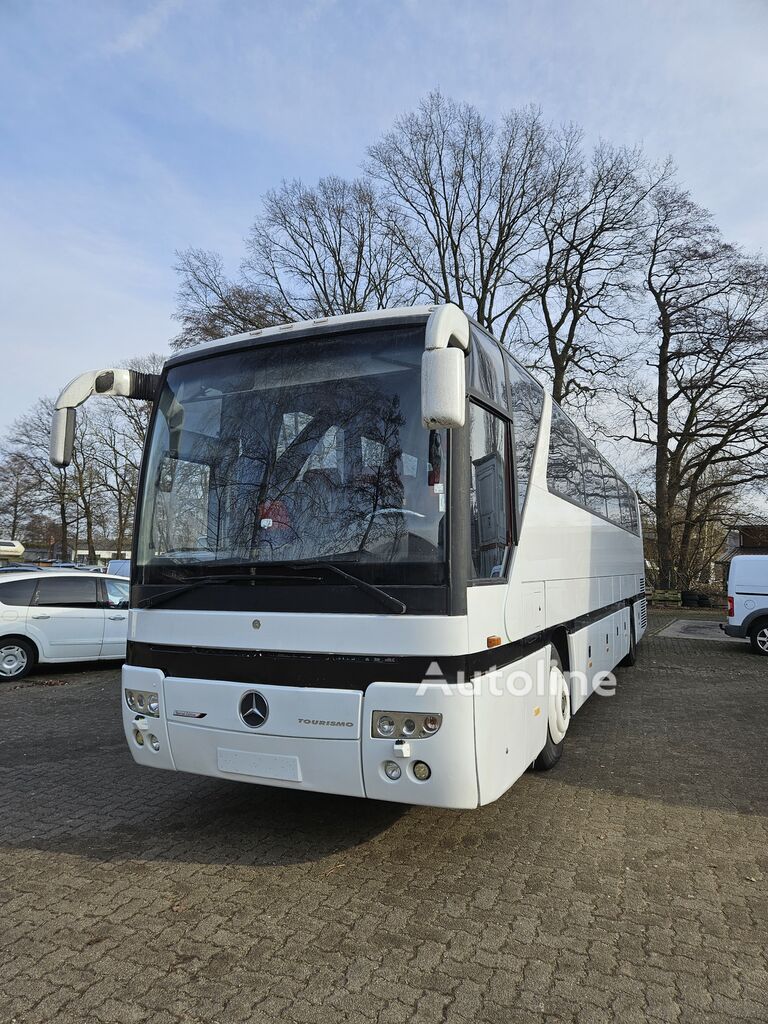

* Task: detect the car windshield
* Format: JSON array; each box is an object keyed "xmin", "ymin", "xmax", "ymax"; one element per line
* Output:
[{"xmin": 136, "ymin": 325, "xmax": 447, "ymax": 577}]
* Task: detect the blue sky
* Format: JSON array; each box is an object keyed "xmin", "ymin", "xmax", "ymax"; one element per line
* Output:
[{"xmin": 1, "ymin": 0, "xmax": 767, "ymax": 435}]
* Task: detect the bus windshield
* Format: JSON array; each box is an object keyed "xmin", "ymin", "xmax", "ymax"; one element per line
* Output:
[{"xmin": 136, "ymin": 325, "xmax": 447, "ymax": 578}]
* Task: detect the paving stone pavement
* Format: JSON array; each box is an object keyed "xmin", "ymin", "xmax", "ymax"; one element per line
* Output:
[{"xmin": 0, "ymin": 612, "xmax": 766, "ymax": 1024}]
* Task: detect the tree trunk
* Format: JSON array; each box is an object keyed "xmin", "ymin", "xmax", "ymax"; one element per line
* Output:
[
  {"xmin": 655, "ymin": 316, "xmax": 674, "ymax": 590},
  {"xmin": 58, "ymin": 482, "xmax": 69, "ymax": 561}
]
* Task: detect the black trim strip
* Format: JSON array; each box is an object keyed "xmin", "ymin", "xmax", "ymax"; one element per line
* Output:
[{"xmin": 127, "ymin": 592, "xmax": 644, "ymax": 689}]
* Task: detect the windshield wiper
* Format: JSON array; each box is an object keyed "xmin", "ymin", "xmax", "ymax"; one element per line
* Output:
[
  {"xmin": 296, "ymin": 562, "xmax": 407, "ymax": 615},
  {"xmin": 136, "ymin": 572, "xmax": 321, "ymax": 610}
]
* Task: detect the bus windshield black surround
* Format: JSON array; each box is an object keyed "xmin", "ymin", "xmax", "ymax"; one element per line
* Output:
[{"xmin": 133, "ymin": 323, "xmax": 460, "ymax": 615}]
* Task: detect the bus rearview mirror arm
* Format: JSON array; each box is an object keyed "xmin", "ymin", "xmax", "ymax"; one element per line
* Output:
[
  {"xmin": 49, "ymin": 368, "xmax": 160, "ymax": 468},
  {"xmin": 421, "ymin": 303, "xmax": 469, "ymax": 430}
]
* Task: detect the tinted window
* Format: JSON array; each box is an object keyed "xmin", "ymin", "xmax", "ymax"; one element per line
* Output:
[
  {"xmin": 618, "ymin": 481, "xmax": 638, "ymax": 533},
  {"xmin": 0, "ymin": 578, "xmax": 37, "ymax": 607},
  {"xmin": 469, "ymin": 404, "xmax": 509, "ymax": 579},
  {"xmin": 137, "ymin": 327, "xmax": 446, "ymax": 579},
  {"xmin": 36, "ymin": 577, "xmax": 99, "ymax": 608},
  {"xmin": 506, "ymin": 357, "xmax": 544, "ymax": 512},
  {"xmin": 469, "ymin": 328, "xmax": 506, "ymax": 408},
  {"xmin": 105, "ymin": 579, "xmax": 129, "ymax": 609},
  {"xmin": 603, "ymin": 464, "xmax": 622, "ymax": 525},
  {"xmin": 547, "ymin": 405, "xmax": 585, "ymax": 504},
  {"xmin": 582, "ymin": 442, "xmax": 607, "ymax": 518}
]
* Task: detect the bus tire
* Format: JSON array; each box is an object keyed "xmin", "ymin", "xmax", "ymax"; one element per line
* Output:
[
  {"xmin": 620, "ymin": 619, "xmax": 637, "ymax": 667},
  {"xmin": 534, "ymin": 651, "xmax": 570, "ymax": 771}
]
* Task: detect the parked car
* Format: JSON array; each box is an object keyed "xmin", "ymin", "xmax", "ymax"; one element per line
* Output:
[
  {"xmin": 107, "ymin": 558, "xmax": 131, "ymax": 577},
  {"xmin": 722, "ymin": 554, "xmax": 768, "ymax": 655},
  {"xmin": 0, "ymin": 570, "xmax": 130, "ymax": 681}
]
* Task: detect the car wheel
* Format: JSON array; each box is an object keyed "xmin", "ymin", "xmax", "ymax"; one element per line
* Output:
[
  {"xmin": 534, "ymin": 649, "xmax": 570, "ymax": 771},
  {"xmin": 749, "ymin": 620, "xmax": 768, "ymax": 656},
  {"xmin": 0, "ymin": 638, "xmax": 36, "ymax": 681}
]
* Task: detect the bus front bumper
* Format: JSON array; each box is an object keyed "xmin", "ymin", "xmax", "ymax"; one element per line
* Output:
[{"xmin": 122, "ymin": 665, "xmax": 479, "ymax": 809}]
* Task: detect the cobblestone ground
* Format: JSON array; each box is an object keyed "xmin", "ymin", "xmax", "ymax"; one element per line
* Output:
[{"xmin": 1, "ymin": 612, "xmax": 766, "ymax": 1024}]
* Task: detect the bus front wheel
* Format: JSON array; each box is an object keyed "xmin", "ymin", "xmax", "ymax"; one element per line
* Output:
[{"xmin": 534, "ymin": 651, "xmax": 570, "ymax": 771}]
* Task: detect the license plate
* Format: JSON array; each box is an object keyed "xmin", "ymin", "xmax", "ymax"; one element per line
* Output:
[{"xmin": 217, "ymin": 747, "xmax": 302, "ymax": 782}]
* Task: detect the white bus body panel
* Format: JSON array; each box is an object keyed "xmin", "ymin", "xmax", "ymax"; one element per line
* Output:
[
  {"xmin": 129, "ymin": 608, "xmax": 470, "ymax": 658},
  {"xmin": 473, "ymin": 646, "xmax": 550, "ymax": 805},
  {"xmin": 362, "ymin": 682, "xmax": 478, "ymax": 809}
]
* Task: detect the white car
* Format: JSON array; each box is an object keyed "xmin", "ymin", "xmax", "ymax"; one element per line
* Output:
[{"xmin": 0, "ymin": 570, "xmax": 130, "ymax": 681}]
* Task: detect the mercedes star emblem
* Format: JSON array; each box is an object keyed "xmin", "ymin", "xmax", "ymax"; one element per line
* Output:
[{"xmin": 239, "ymin": 690, "xmax": 269, "ymax": 728}]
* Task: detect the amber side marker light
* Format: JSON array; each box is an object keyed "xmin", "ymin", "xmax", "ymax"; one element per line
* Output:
[{"xmin": 487, "ymin": 635, "xmax": 502, "ymax": 648}]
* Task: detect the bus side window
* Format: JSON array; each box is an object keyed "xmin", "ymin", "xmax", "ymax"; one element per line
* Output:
[
  {"xmin": 469, "ymin": 327, "xmax": 506, "ymax": 408},
  {"xmin": 618, "ymin": 480, "xmax": 636, "ymax": 532},
  {"xmin": 547, "ymin": 405, "xmax": 585, "ymax": 505},
  {"xmin": 603, "ymin": 462, "xmax": 622, "ymax": 525},
  {"xmin": 468, "ymin": 403, "xmax": 510, "ymax": 579},
  {"xmin": 506, "ymin": 357, "xmax": 544, "ymax": 513},
  {"xmin": 582, "ymin": 442, "xmax": 608, "ymax": 518}
]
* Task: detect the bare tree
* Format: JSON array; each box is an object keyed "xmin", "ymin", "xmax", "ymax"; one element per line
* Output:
[
  {"xmin": 0, "ymin": 452, "xmax": 38, "ymax": 540},
  {"xmin": 246, "ymin": 175, "xmax": 415, "ymax": 319},
  {"xmin": 173, "ymin": 249, "xmax": 280, "ymax": 349},
  {"xmin": 367, "ymin": 91, "xmax": 548, "ymax": 339},
  {"xmin": 620, "ymin": 185, "xmax": 768, "ymax": 588},
  {"xmin": 521, "ymin": 133, "xmax": 671, "ymax": 407},
  {"xmin": 8, "ymin": 399, "xmax": 75, "ymax": 560}
]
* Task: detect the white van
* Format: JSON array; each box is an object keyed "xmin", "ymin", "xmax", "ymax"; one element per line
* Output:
[{"xmin": 723, "ymin": 555, "xmax": 768, "ymax": 655}]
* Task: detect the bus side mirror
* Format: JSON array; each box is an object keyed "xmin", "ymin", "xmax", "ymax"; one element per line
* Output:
[
  {"xmin": 50, "ymin": 407, "xmax": 76, "ymax": 468},
  {"xmin": 421, "ymin": 303, "xmax": 469, "ymax": 429},
  {"xmin": 421, "ymin": 348, "xmax": 466, "ymax": 429}
]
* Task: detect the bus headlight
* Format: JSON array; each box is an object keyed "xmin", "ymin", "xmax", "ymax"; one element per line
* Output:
[
  {"xmin": 376, "ymin": 715, "xmax": 396, "ymax": 736},
  {"xmin": 125, "ymin": 690, "xmax": 160, "ymax": 717},
  {"xmin": 372, "ymin": 712, "xmax": 442, "ymax": 739}
]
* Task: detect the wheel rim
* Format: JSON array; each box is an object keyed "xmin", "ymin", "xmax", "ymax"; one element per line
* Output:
[
  {"xmin": 0, "ymin": 645, "xmax": 28, "ymax": 678},
  {"xmin": 757, "ymin": 628, "xmax": 768, "ymax": 653},
  {"xmin": 549, "ymin": 666, "xmax": 571, "ymax": 743}
]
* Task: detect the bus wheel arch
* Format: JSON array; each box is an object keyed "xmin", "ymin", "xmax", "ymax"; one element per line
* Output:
[{"xmin": 549, "ymin": 628, "xmax": 570, "ymax": 673}]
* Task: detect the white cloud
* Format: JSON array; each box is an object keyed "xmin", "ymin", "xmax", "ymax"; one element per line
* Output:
[{"xmin": 107, "ymin": 0, "xmax": 185, "ymax": 55}]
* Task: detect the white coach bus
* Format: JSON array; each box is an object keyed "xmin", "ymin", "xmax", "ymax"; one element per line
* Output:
[{"xmin": 50, "ymin": 304, "xmax": 646, "ymax": 809}]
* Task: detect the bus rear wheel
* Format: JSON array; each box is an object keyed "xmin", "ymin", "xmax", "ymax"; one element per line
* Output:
[{"xmin": 534, "ymin": 651, "xmax": 570, "ymax": 771}]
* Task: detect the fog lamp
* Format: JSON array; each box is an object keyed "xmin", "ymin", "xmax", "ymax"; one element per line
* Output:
[
  {"xmin": 383, "ymin": 760, "xmax": 401, "ymax": 780},
  {"xmin": 413, "ymin": 761, "xmax": 431, "ymax": 782},
  {"xmin": 133, "ymin": 728, "xmax": 144, "ymax": 747},
  {"xmin": 148, "ymin": 734, "xmax": 160, "ymax": 752}
]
